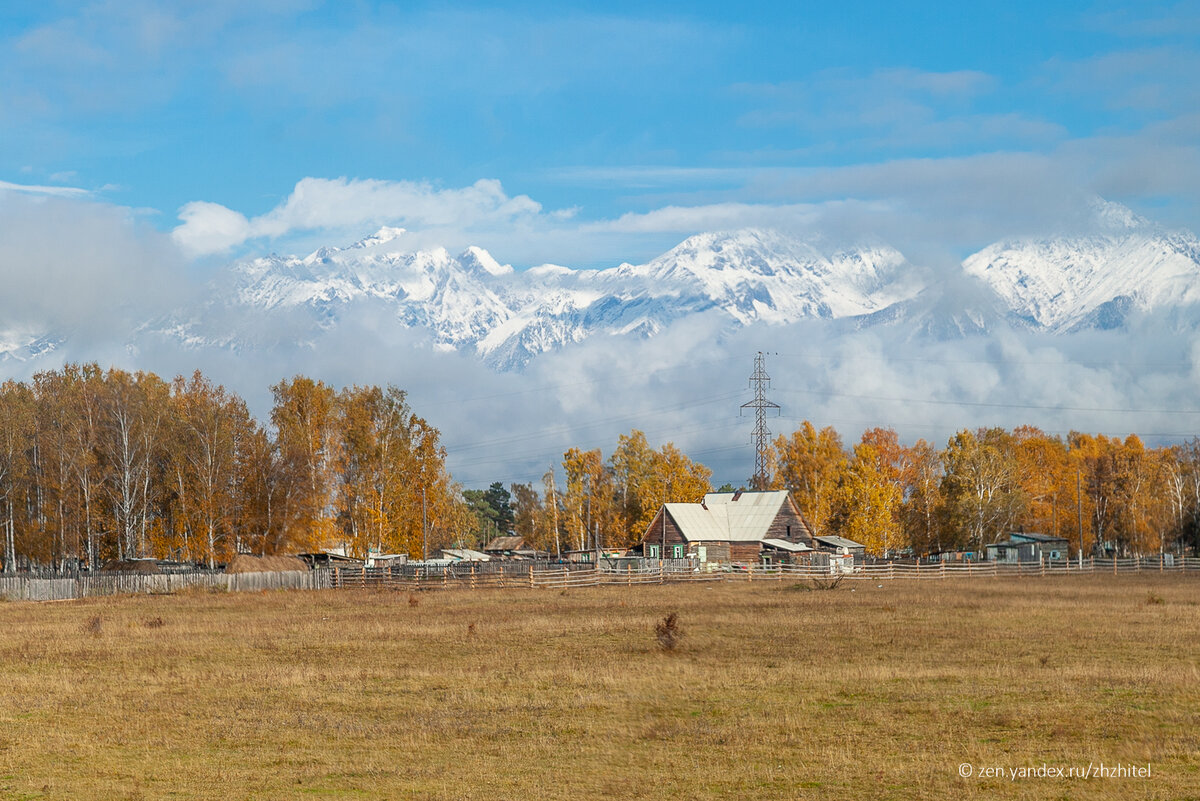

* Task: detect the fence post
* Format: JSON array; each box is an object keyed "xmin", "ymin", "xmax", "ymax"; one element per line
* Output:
[
  {"xmin": 1040, "ymin": 555, "xmax": 1045, "ymax": 578},
  {"xmin": 335, "ymin": 566, "xmax": 341, "ymax": 589},
  {"xmin": 941, "ymin": 560, "xmax": 946, "ymax": 580},
  {"xmin": 627, "ymin": 564, "xmax": 632, "ymax": 586},
  {"xmin": 529, "ymin": 565, "xmax": 535, "ymax": 588},
  {"xmin": 659, "ymin": 560, "xmax": 664, "ymax": 584},
  {"xmin": 888, "ymin": 561, "xmax": 894, "ymax": 581},
  {"xmin": 470, "ymin": 564, "xmax": 476, "ymax": 590},
  {"xmin": 1160, "ymin": 553, "xmax": 1164, "ymax": 572},
  {"xmin": 1113, "ymin": 555, "xmax": 1117, "ymax": 575}
]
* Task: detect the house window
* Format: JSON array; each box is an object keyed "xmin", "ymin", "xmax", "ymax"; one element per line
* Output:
[
  {"xmin": 786, "ymin": 525, "xmax": 791, "ymax": 538},
  {"xmin": 648, "ymin": 544, "xmax": 661, "ymax": 559},
  {"xmin": 670, "ymin": 544, "xmax": 684, "ymax": 559}
]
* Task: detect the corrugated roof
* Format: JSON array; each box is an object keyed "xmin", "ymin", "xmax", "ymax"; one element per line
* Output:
[
  {"xmin": 665, "ymin": 503, "xmax": 729, "ymax": 541},
  {"xmin": 814, "ymin": 535, "xmax": 865, "ymax": 549},
  {"xmin": 441, "ymin": 548, "xmax": 491, "ymax": 561},
  {"xmin": 761, "ymin": 538, "xmax": 811, "ymax": 552},
  {"xmin": 666, "ymin": 491, "xmax": 794, "ymax": 543}
]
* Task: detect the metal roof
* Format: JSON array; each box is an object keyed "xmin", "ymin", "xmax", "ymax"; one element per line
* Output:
[
  {"xmin": 1008, "ymin": 532, "xmax": 1069, "ymax": 544},
  {"xmin": 761, "ymin": 538, "xmax": 812, "ymax": 552},
  {"xmin": 814, "ymin": 535, "xmax": 866, "ymax": 550},
  {"xmin": 665, "ymin": 491, "xmax": 794, "ymax": 543},
  {"xmin": 441, "ymin": 548, "xmax": 491, "ymax": 561}
]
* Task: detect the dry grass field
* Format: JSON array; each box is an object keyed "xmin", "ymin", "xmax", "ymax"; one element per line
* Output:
[{"xmin": 0, "ymin": 576, "xmax": 1197, "ymax": 800}]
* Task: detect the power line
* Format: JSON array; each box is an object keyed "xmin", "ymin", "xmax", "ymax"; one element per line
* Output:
[{"xmin": 776, "ymin": 389, "xmax": 1200, "ymax": 415}]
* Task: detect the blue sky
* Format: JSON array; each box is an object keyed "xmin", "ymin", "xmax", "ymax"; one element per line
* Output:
[{"xmin": 3, "ymin": 0, "xmax": 1200, "ymax": 269}]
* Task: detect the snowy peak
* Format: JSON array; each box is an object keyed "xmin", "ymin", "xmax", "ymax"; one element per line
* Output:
[
  {"xmin": 158, "ymin": 209, "xmax": 1200, "ymax": 372},
  {"xmin": 963, "ymin": 228, "xmax": 1200, "ymax": 330},
  {"xmin": 219, "ymin": 227, "xmax": 926, "ymax": 369},
  {"xmin": 459, "ymin": 246, "xmax": 513, "ymax": 277},
  {"xmin": 350, "ymin": 226, "xmax": 407, "ymax": 249}
]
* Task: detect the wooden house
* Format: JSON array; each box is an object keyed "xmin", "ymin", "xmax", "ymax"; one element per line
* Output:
[
  {"xmin": 986, "ymin": 532, "xmax": 1070, "ymax": 563},
  {"xmin": 639, "ymin": 490, "xmax": 815, "ymax": 564}
]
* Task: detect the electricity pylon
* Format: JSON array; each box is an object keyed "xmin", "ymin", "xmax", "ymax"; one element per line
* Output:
[{"xmin": 741, "ymin": 352, "xmax": 780, "ymax": 490}]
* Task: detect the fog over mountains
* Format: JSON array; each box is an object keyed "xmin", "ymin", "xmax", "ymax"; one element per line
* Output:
[
  {"xmin": 168, "ymin": 200, "xmax": 1200, "ymax": 371},
  {"xmin": 5, "ymin": 199, "xmax": 1200, "ymax": 487}
]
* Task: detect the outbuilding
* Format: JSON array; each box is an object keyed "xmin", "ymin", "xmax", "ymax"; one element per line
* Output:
[{"xmin": 986, "ymin": 532, "xmax": 1071, "ymax": 563}]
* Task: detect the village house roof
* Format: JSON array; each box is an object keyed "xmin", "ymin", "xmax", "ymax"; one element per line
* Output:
[
  {"xmin": 483, "ymin": 536, "xmax": 526, "ymax": 552},
  {"xmin": 441, "ymin": 548, "xmax": 491, "ymax": 562},
  {"xmin": 1008, "ymin": 532, "xmax": 1069, "ymax": 544},
  {"xmin": 814, "ymin": 535, "xmax": 866, "ymax": 551},
  {"xmin": 659, "ymin": 490, "xmax": 805, "ymax": 543},
  {"xmin": 761, "ymin": 538, "xmax": 812, "ymax": 553}
]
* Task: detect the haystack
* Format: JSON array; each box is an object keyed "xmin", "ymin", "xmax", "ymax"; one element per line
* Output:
[
  {"xmin": 224, "ymin": 554, "xmax": 309, "ymax": 574},
  {"xmin": 101, "ymin": 559, "xmax": 160, "ymax": 574}
]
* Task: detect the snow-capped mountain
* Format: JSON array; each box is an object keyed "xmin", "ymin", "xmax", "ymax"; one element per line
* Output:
[
  {"xmin": 7, "ymin": 201, "xmax": 1200, "ymax": 373},
  {"xmin": 226, "ymin": 227, "xmax": 923, "ymax": 369},
  {"xmin": 963, "ymin": 225, "xmax": 1200, "ymax": 331}
]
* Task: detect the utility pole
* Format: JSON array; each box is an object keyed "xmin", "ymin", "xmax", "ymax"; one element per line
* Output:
[
  {"xmin": 1076, "ymin": 468, "xmax": 1083, "ymax": 560},
  {"xmin": 547, "ymin": 470, "xmax": 561, "ymax": 560},
  {"xmin": 741, "ymin": 351, "xmax": 780, "ymax": 491}
]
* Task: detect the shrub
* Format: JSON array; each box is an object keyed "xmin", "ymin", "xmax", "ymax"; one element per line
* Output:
[{"xmin": 654, "ymin": 612, "xmax": 682, "ymax": 651}]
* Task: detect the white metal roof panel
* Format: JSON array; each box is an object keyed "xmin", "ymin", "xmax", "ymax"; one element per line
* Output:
[
  {"xmin": 761, "ymin": 538, "xmax": 811, "ymax": 552},
  {"xmin": 814, "ymin": 535, "xmax": 865, "ymax": 549}
]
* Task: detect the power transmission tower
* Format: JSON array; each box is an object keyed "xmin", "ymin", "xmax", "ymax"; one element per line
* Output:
[{"xmin": 741, "ymin": 351, "xmax": 780, "ymax": 490}]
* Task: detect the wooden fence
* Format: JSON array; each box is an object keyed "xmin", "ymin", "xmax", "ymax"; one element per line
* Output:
[
  {"xmin": 325, "ymin": 554, "xmax": 1200, "ymax": 592},
  {"xmin": 0, "ymin": 569, "xmax": 332, "ymax": 602},
  {"xmin": 1, "ymin": 555, "xmax": 1197, "ymax": 601}
]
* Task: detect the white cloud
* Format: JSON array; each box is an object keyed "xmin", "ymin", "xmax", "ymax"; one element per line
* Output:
[
  {"xmin": 173, "ymin": 201, "xmax": 251, "ymax": 255},
  {"xmin": 172, "ymin": 177, "xmax": 546, "ymax": 256},
  {"xmin": 0, "ymin": 179, "xmax": 90, "ymax": 198},
  {"xmin": 0, "ymin": 190, "xmax": 192, "ymax": 342}
]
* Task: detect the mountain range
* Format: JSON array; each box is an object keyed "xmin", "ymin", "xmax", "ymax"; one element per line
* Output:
[{"xmin": 6, "ymin": 201, "xmax": 1200, "ymax": 372}]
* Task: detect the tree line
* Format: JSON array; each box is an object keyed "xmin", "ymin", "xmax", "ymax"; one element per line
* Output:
[
  {"xmin": 771, "ymin": 422, "xmax": 1200, "ymax": 558},
  {"xmin": 466, "ymin": 430, "xmax": 713, "ymax": 554},
  {"xmin": 474, "ymin": 423, "xmax": 1200, "ymax": 560},
  {"xmin": 0, "ymin": 365, "xmax": 461, "ymax": 571}
]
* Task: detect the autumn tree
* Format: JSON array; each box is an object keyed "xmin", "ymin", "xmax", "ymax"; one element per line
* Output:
[
  {"xmin": 833, "ymin": 430, "xmax": 905, "ymax": 557},
  {"xmin": 166, "ymin": 371, "xmax": 256, "ymax": 566},
  {"xmin": 271, "ymin": 377, "xmax": 340, "ymax": 553},
  {"xmin": 898, "ymin": 439, "xmax": 942, "ymax": 554},
  {"xmin": 562, "ymin": 447, "xmax": 612, "ymax": 551},
  {"xmin": 0, "ymin": 381, "xmax": 33, "ymax": 571},
  {"xmin": 770, "ymin": 421, "xmax": 846, "ymax": 536},
  {"xmin": 938, "ymin": 428, "xmax": 1025, "ymax": 551}
]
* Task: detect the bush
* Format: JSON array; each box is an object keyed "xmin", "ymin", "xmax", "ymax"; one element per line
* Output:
[{"xmin": 654, "ymin": 612, "xmax": 682, "ymax": 651}]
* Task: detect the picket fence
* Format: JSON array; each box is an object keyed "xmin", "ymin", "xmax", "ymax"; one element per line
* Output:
[{"xmin": 1, "ymin": 555, "xmax": 1197, "ymax": 601}]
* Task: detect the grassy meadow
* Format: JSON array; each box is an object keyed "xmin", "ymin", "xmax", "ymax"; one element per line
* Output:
[{"xmin": 0, "ymin": 576, "xmax": 1197, "ymax": 800}]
